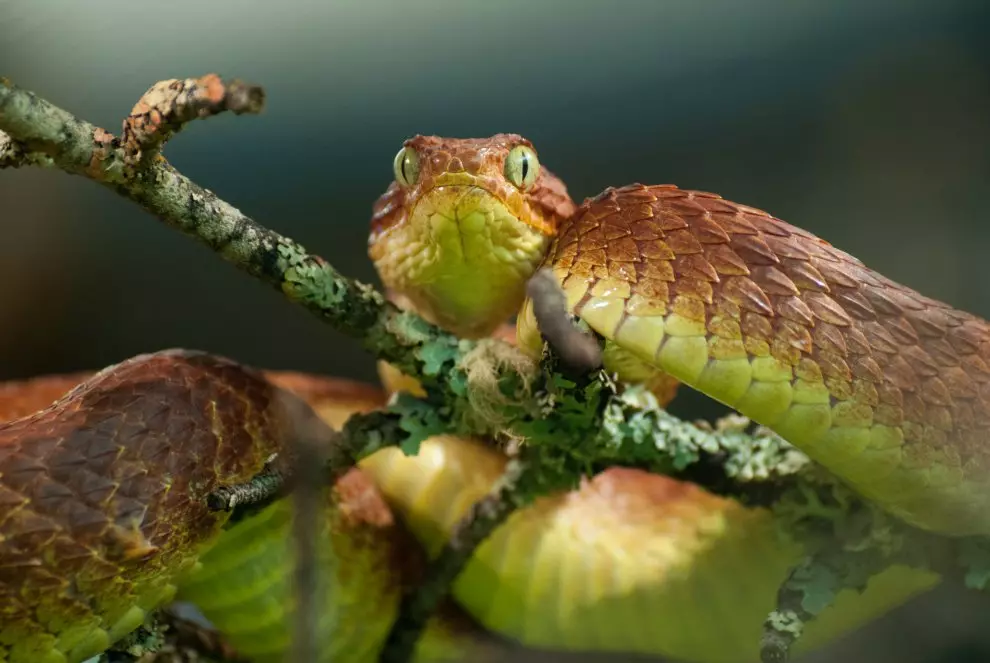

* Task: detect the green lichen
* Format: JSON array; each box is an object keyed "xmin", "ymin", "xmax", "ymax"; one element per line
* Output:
[
  {"xmin": 766, "ymin": 609, "xmax": 804, "ymax": 639},
  {"xmin": 417, "ymin": 339, "xmax": 464, "ymax": 379},
  {"xmin": 791, "ymin": 561, "xmax": 840, "ymax": 615},
  {"xmin": 279, "ymin": 251, "xmax": 348, "ymax": 311},
  {"xmin": 390, "ymin": 393, "xmax": 449, "ymax": 456}
]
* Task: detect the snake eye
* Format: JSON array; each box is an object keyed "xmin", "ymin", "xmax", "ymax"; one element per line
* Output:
[
  {"xmin": 504, "ymin": 145, "xmax": 540, "ymax": 191},
  {"xmin": 393, "ymin": 146, "xmax": 421, "ymax": 187}
]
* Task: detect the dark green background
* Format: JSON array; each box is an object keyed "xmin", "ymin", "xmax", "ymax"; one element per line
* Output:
[{"xmin": 2, "ymin": 1, "xmax": 990, "ymax": 661}]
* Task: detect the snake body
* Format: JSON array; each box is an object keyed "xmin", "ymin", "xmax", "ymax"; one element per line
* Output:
[
  {"xmin": 521, "ymin": 183, "xmax": 990, "ymax": 535},
  {"xmin": 372, "ymin": 135, "xmax": 990, "ymax": 536},
  {"xmin": 0, "ymin": 351, "xmax": 298, "ymax": 662}
]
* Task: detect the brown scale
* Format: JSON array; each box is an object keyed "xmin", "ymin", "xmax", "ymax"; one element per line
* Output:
[
  {"xmin": 0, "ymin": 350, "xmax": 321, "ymax": 656},
  {"xmin": 549, "ymin": 183, "xmax": 990, "ymax": 529}
]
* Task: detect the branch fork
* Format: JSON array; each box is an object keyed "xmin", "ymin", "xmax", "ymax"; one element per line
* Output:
[{"xmin": 121, "ymin": 74, "xmax": 264, "ymax": 167}]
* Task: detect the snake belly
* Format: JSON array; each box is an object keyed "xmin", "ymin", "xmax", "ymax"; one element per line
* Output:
[{"xmin": 518, "ymin": 183, "xmax": 990, "ymax": 536}]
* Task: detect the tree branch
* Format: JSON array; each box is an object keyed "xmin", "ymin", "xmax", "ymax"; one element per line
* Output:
[
  {"xmin": 206, "ymin": 408, "xmax": 418, "ymax": 512},
  {"xmin": 0, "ymin": 75, "xmax": 813, "ymax": 504},
  {"xmin": 0, "ymin": 76, "xmax": 450, "ymax": 387},
  {"xmin": 526, "ymin": 268, "xmax": 602, "ymax": 373}
]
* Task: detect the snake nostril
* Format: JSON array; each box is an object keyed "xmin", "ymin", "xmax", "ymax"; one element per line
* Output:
[{"xmin": 446, "ymin": 157, "xmax": 465, "ymax": 173}]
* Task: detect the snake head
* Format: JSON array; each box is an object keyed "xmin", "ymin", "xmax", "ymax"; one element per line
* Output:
[{"xmin": 369, "ymin": 134, "xmax": 575, "ymax": 338}]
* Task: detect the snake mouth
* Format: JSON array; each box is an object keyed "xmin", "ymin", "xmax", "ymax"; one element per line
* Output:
[{"xmin": 371, "ymin": 184, "xmax": 550, "ymax": 338}]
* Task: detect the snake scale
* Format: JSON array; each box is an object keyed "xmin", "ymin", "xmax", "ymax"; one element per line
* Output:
[{"xmin": 2, "ymin": 133, "xmax": 985, "ymax": 661}]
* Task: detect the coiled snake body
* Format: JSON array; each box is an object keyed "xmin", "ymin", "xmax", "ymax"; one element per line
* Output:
[
  {"xmin": 1, "ymin": 133, "xmax": 985, "ymax": 661},
  {"xmin": 0, "ymin": 352, "xmax": 294, "ymax": 662},
  {"xmin": 374, "ymin": 135, "xmax": 990, "ymax": 536}
]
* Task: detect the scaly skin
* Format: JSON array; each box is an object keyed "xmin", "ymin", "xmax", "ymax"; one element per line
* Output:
[
  {"xmin": 176, "ymin": 469, "xmax": 475, "ymax": 663},
  {"xmin": 371, "ymin": 135, "xmax": 681, "ymax": 402},
  {"xmin": 0, "ymin": 350, "xmax": 308, "ymax": 663},
  {"xmin": 176, "ymin": 371, "xmax": 479, "ymax": 663},
  {"xmin": 0, "ymin": 358, "xmax": 480, "ymax": 663},
  {"xmin": 369, "ymin": 136, "xmax": 990, "ymax": 536}
]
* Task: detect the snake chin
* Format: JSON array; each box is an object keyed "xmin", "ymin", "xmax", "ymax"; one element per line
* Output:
[{"xmin": 371, "ymin": 184, "xmax": 549, "ymax": 338}]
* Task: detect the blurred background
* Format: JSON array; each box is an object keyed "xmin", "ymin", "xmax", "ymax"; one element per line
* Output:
[{"xmin": 2, "ymin": 0, "xmax": 989, "ymax": 661}]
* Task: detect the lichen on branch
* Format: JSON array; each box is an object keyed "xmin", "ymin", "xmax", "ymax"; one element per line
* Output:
[{"xmin": 0, "ymin": 129, "xmax": 54, "ymax": 168}]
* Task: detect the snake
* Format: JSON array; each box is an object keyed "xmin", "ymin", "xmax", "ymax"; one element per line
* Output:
[
  {"xmin": 371, "ymin": 134, "xmax": 990, "ymax": 537},
  {"xmin": 2, "ymin": 132, "xmax": 982, "ymax": 661}
]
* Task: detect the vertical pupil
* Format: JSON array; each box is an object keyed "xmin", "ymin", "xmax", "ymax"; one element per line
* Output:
[
  {"xmin": 401, "ymin": 154, "xmax": 409, "ymax": 182},
  {"xmin": 520, "ymin": 155, "xmax": 529, "ymax": 181}
]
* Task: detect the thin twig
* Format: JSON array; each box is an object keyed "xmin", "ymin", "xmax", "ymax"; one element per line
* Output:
[
  {"xmin": 206, "ymin": 409, "xmax": 415, "ymax": 512},
  {"xmin": 526, "ymin": 268, "xmax": 603, "ymax": 372},
  {"xmin": 206, "ymin": 455, "xmax": 284, "ymax": 511},
  {"xmin": 379, "ymin": 460, "xmax": 532, "ymax": 663},
  {"xmin": 121, "ymin": 74, "xmax": 264, "ymax": 167},
  {"xmin": 289, "ymin": 428, "xmax": 326, "ymax": 663}
]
